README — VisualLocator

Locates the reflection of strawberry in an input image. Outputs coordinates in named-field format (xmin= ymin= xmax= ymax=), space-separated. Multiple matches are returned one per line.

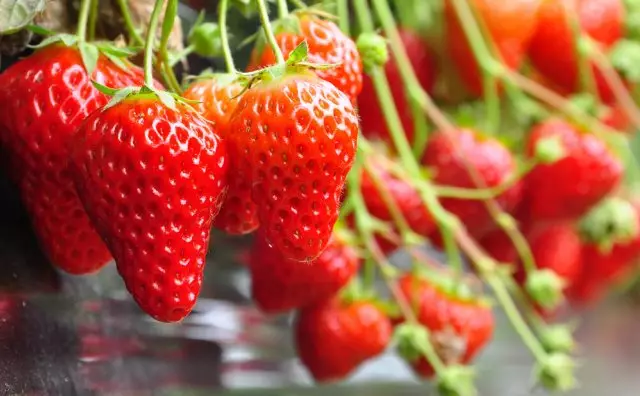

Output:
xmin=358 ymin=28 xmax=437 ymax=143
xmin=248 ymin=16 xmax=363 ymax=103
xmin=396 ymin=273 xmax=494 ymax=378
xmin=528 ymin=0 xmax=624 ymax=102
xmin=295 ymin=297 xmax=392 ymax=382
xmin=523 ymin=120 xmax=622 ymax=221
xmin=422 ymin=129 xmax=523 ymax=236
xmin=444 ymin=0 xmax=541 ymax=96
xmin=71 ymin=98 xmax=228 ymax=323
xmin=248 ymin=235 xmax=359 ymax=314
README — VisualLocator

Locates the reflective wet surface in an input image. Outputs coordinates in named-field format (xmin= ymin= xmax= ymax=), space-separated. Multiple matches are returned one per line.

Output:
xmin=2 ymin=173 xmax=640 ymax=396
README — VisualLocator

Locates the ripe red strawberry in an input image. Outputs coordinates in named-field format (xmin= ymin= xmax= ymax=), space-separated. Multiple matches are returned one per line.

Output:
xmin=526 ymin=222 xmax=583 ymax=287
xmin=228 ymin=74 xmax=359 ymax=262
xmin=358 ymin=28 xmax=437 ymax=143
xmin=357 ymin=155 xmax=436 ymax=254
xmin=568 ymin=201 xmax=640 ymax=305
xmin=70 ymin=97 xmax=228 ymax=322
xmin=522 ymin=119 xmax=622 ymax=221
xmin=600 ymin=103 xmax=632 ymax=133
xmin=184 ymin=77 xmax=259 ymax=235
xmin=396 ymin=273 xmax=494 ymax=378
xmin=528 ymin=0 xmax=624 ymax=102
xmin=248 ymin=233 xmax=359 ymax=314
xmin=247 ymin=15 xmax=363 ymax=103
xmin=0 ymin=44 xmax=149 ymax=274
xmin=295 ymin=297 xmax=392 ymax=382
xmin=444 ymin=0 xmax=541 ymax=96
xmin=422 ymin=128 xmax=523 ymax=236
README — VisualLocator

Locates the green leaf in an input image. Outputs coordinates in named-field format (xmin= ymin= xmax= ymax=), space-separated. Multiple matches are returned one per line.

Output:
xmin=25 ymin=23 xmax=53 ymax=35
xmin=104 ymin=87 xmax=138 ymax=110
xmin=96 ymin=43 xmax=139 ymax=57
xmin=0 ymin=0 xmax=45 ymax=34
xmin=104 ymin=52 xmax=129 ymax=73
xmin=58 ymin=33 xmax=77 ymax=47
xmin=78 ymin=42 xmax=99 ymax=77
xmin=28 ymin=33 xmax=77 ymax=49
xmin=154 ymin=89 xmax=177 ymax=111
xmin=286 ymin=40 xmax=308 ymax=65
xmin=91 ymin=80 xmax=120 ymax=96
xmin=160 ymin=0 xmax=179 ymax=49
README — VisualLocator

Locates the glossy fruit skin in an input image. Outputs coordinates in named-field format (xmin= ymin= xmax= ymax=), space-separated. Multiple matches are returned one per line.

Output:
xmin=70 ymin=98 xmax=228 ymax=322
xmin=528 ymin=0 xmax=624 ymax=101
xmin=248 ymin=16 xmax=363 ymax=103
xmin=249 ymin=235 xmax=359 ymax=314
xmin=445 ymin=0 xmax=541 ymax=96
xmin=295 ymin=298 xmax=392 ymax=382
xmin=358 ymin=29 xmax=437 ymax=143
xmin=422 ymin=129 xmax=523 ymax=236
xmin=522 ymin=119 xmax=622 ymax=221
xmin=397 ymin=274 xmax=494 ymax=378
xmin=228 ymin=75 xmax=359 ymax=262
xmin=183 ymin=78 xmax=259 ymax=235
xmin=0 ymin=45 xmax=147 ymax=274
xmin=357 ymin=156 xmax=436 ymax=254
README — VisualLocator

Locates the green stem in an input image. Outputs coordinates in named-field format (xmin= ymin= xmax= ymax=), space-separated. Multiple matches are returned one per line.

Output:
xmin=567 ymin=12 xmax=598 ymax=97
xmin=219 ymin=0 xmax=237 ymax=73
xmin=483 ymin=74 xmax=500 ymax=133
xmin=354 ymin=0 xmax=375 ymax=32
xmin=116 ymin=0 xmax=145 ymax=46
xmin=257 ymin=0 xmax=285 ymax=64
xmin=76 ymin=0 xmax=94 ymax=42
xmin=278 ymin=0 xmax=289 ymax=18
xmin=336 ymin=0 xmax=350 ymax=34
xmin=288 ymin=0 xmax=307 ymax=9
xmin=410 ymin=96 xmax=430 ymax=159
xmin=143 ymin=0 xmax=166 ymax=87
xmin=87 ymin=0 xmax=99 ymax=41
xmin=169 ymin=45 xmax=195 ymax=67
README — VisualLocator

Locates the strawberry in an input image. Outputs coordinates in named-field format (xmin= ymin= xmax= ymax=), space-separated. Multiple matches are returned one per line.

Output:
xmin=528 ymin=0 xmax=624 ymax=102
xmin=70 ymin=97 xmax=228 ymax=322
xmin=444 ymin=0 xmax=541 ymax=96
xmin=183 ymin=77 xmax=259 ymax=235
xmin=248 ymin=233 xmax=359 ymax=314
xmin=247 ymin=15 xmax=363 ymax=103
xmin=568 ymin=199 xmax=640 ymax=305
xmin=295 ymin=297 xmax=392 ymax=382
xmin=0 ymin=44 xmax=148 ymax=274
xmin=522 ymin=119 xmax=622 ymax=221
xmin=600 ymin=103 xmax=632 ymax=133
xmin=358 ymin=28 xmax=437 ymax=143
xmin=422 ymin=128 xmax=523 ymax=236
xmin=396 ymin=273 xmax=494 ymax=378
xmin=227 ymin=73 xmax=359 ymax=262
xmin=357 ymin=154 xmax=436 ymax=254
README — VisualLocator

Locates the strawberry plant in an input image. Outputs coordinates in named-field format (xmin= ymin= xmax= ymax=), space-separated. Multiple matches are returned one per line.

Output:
xmin=3 ymin=0 xmax=640 ymax=394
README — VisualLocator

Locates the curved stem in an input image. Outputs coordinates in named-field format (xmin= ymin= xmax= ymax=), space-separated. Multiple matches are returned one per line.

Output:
xmin=87 ymin=0 xmax=99 ymax=42
xmin=257 ymin=0 xmax=285 ymax=64
xmin=336 ymin=0 xmax=350 ymax=34
xmin=143 ymin=0 xmax=166 ymax=87
xmin=354 ymin=0 xmax=374 ymax=32
xmin=116 ymin=0 xmax=145 ymax=46
xmin=219 ymin=0 xmax=237 ymax=73
xmin=76 ymin=0 xmax=93 ymax=42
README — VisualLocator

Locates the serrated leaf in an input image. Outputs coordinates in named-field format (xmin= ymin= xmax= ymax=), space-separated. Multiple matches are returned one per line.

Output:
xmin=0 ymin=0 xmax=45 ymax=34
xmin=160 ymin=0 xmax=179 ymax=49
xmin=79 ymin=42 xmax=99 ymax=77
xmin=155 ymin=90 xmax=177 ymax=111
xmin=286 ymin=40 xmax=308 ymax=64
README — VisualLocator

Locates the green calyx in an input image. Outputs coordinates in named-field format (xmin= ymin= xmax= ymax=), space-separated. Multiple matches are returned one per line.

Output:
xmin=609 ymin=39 xmax=640 ymax=83
xmin=356 ymin=32 xmax=389 ymax=73
xmin=539 ymin=324 xmax=576 ymax=354
xmin=437 ymin=365 xmax=478 ymax=396
xmin=535 ymin=353 xmax=578 ymax=392
xmin=534 ymin=135 xmax=566 ymax=164
xmin=394 ymin=322 xmax=430 ymax=363
xmin=92 ymin=81 xmax=196 ymax=112
xmin=578 ymin=197 xmax=639 ymax=252
xmin=525 ymin=269 xmax=566 ymax=310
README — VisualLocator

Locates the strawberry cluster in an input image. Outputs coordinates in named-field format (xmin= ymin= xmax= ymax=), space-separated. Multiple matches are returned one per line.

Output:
xmin=2 ymin=0 xmax=640 ymax=394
